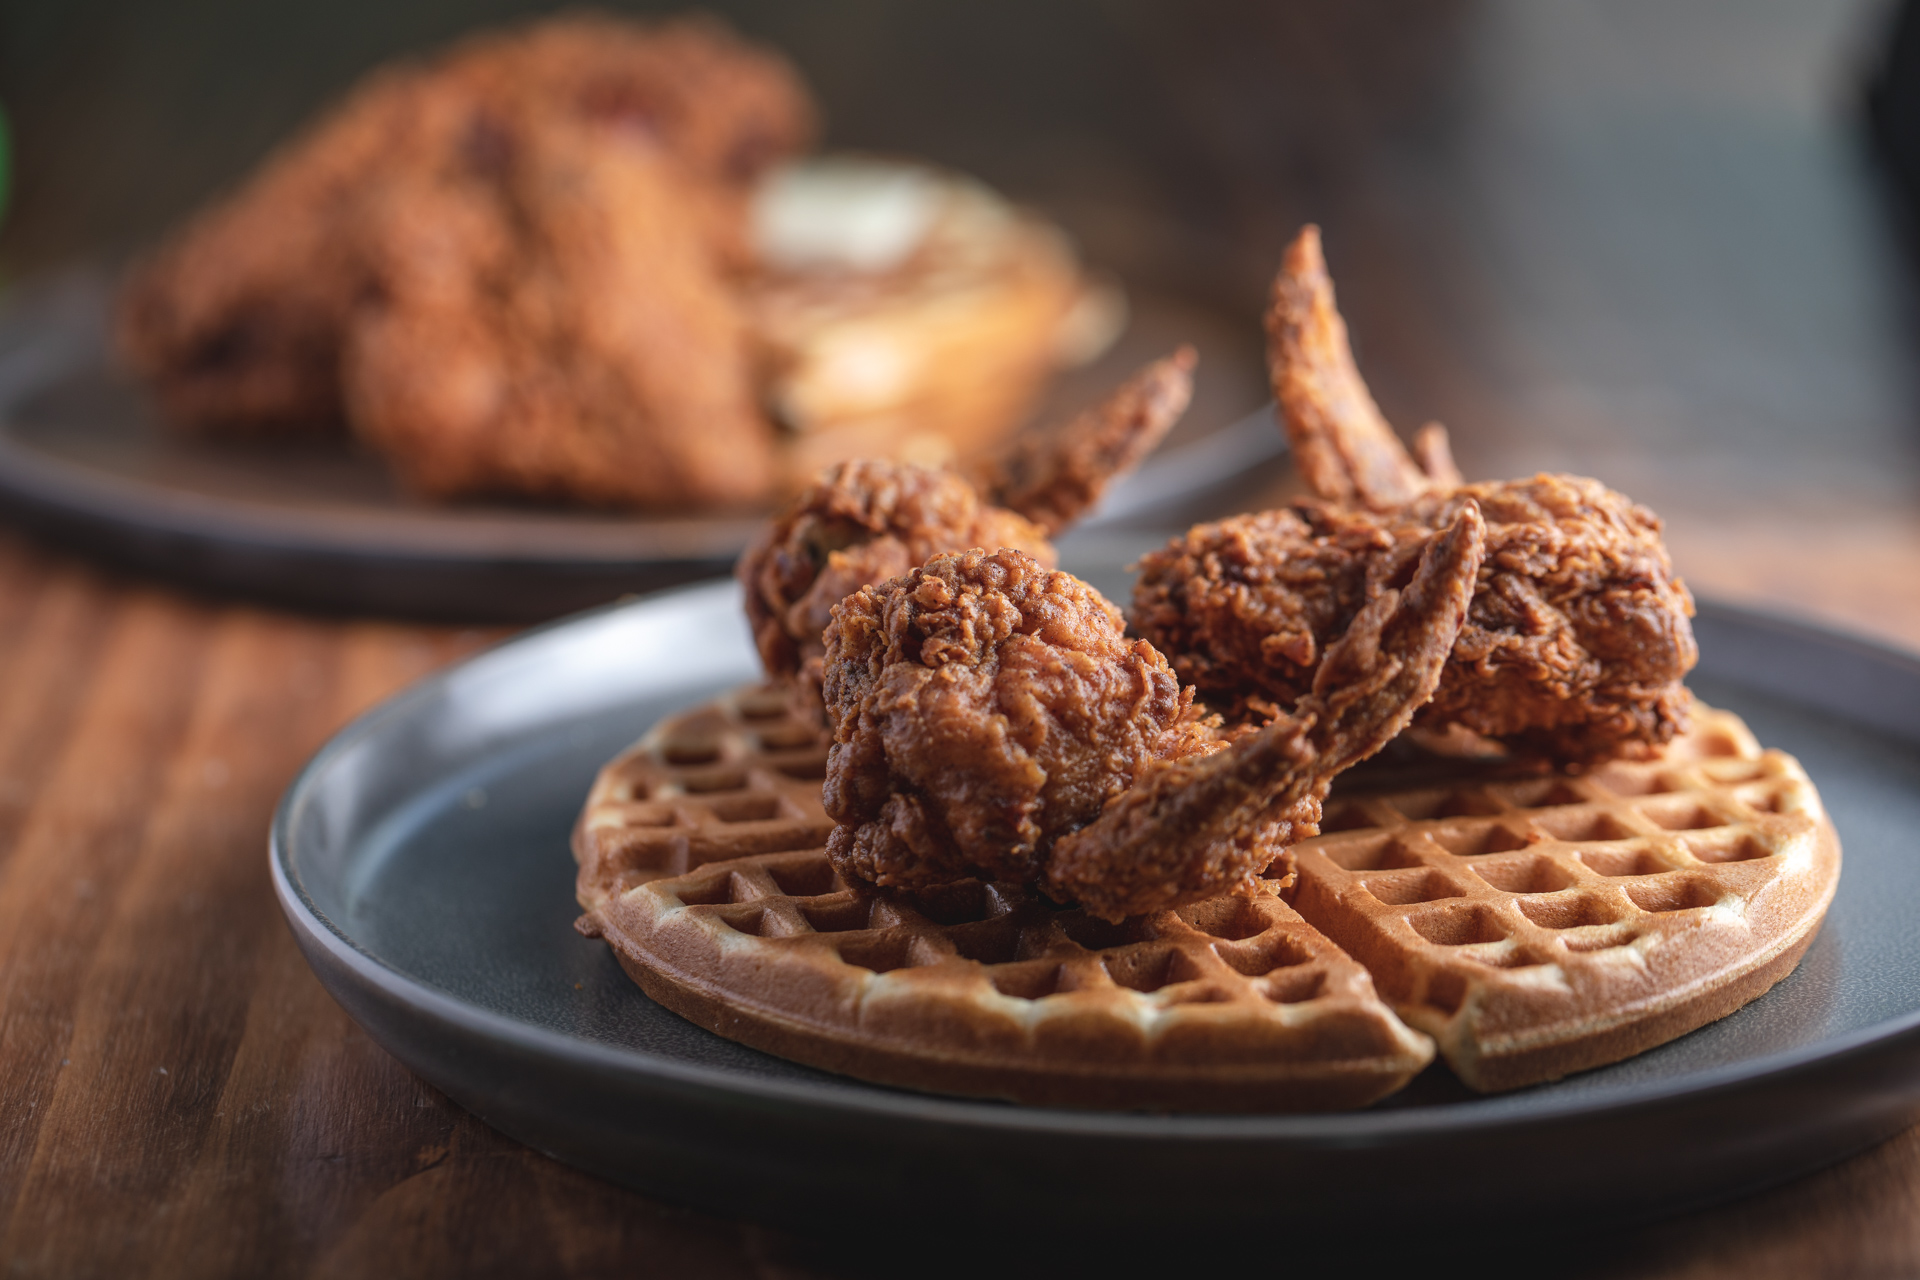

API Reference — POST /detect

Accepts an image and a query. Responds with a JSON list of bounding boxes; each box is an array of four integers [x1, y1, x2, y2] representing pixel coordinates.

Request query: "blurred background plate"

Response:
[[0, 270, 1280, 621]]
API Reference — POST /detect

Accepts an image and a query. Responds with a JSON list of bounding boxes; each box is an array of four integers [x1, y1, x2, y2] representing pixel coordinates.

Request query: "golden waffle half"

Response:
[[1288, 705, 1841, 1091], [574, 689, 1433, 1111]]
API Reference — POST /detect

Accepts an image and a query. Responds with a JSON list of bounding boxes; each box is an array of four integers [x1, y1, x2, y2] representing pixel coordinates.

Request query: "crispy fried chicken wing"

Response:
[[343, 107, 773, 506], [737, 351, 1195, 697], [986, 346, 1197, 535], [822, 512, 1482, 920], [1052, 504, 1483, 918], [1133, 477, 1696, 762], [117, 13, 813, 458], [1132, 226, 1697, 765]]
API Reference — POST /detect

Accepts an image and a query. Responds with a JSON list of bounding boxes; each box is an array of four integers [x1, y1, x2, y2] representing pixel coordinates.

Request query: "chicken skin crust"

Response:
[[1131, 224, 1697, 765], [116, 13, 813, 507], [1133, 474, 1696, 765], [823, 510, 1482, 920], [737, 461, 1057, 691], [736, 350, 1195, 702], [822, 548, 1184, 894], [1054, 502, 1483, 919]]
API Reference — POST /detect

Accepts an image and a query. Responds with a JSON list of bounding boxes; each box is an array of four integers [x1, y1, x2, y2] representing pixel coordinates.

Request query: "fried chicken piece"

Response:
[[114, 70, 423, 433], [1269, 226, 1444, 509], [1132, 226, 1697, 765], [343, 106, 772, 506], [985, 346, 1197, 535], [1051, 503, 1483, 919], [503, 18, 813, 207], [822, 548, 1184, 894], [1135, 476, 1694, 764], [737, 461, 1056, 699], [117, 13, 813, 439], [737, 351, 1196, 694], [822, 511, 1482, 920], [436, 14, 815, 268]]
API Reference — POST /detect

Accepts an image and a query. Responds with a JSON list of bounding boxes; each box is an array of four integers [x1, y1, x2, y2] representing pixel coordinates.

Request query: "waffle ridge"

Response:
[[1288, 705, 1841, 1090]]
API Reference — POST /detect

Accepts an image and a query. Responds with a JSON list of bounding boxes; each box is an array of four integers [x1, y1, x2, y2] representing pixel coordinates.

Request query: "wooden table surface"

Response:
[[0, 519, 1915, 1280], [7, 1, 1920, 1275]]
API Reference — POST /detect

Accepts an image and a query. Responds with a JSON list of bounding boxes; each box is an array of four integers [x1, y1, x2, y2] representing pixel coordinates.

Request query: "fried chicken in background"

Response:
[[1133, 226, 1697, 765], [114, 14, 1131, 511], [737, 349, 1194, 707], [823, 508, 1481, 921], [116, 12, 813, 505], [114, 70, 417, 434], [343, 108, 772, 506]]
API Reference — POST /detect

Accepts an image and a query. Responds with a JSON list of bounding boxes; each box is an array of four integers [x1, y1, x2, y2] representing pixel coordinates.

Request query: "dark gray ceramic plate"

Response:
[[271, 576, 1920, 1235], [0, 273, 1277, 621]]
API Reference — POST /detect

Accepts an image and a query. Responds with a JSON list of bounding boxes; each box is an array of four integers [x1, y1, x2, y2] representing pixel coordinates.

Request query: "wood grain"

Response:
[[0, 547, 823, 1278], [4, 1, 1920, 1274], [0, 521, 1912, 1280]]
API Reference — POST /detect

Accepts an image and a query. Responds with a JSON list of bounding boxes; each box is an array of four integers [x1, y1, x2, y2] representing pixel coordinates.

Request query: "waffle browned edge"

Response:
[[1286, 706, 1842, 1092], [572, 685, 1434, 1112]]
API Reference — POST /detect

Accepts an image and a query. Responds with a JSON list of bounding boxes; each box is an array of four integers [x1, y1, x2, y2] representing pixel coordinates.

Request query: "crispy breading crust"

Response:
[[1134, 476, 1696, 764], [1052, 505, 1483, 919], [822, 516, 1481, 920], [987, 346, 1196, 535], [822, 548, 1184, 893], [1134, 225, 1698, 765], [117, 13, 814, 507], [736, 462, 1057, 694]]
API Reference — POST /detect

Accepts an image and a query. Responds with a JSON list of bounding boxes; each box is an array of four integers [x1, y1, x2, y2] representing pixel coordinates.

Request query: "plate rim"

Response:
[[271, 582, 1920, 1142]]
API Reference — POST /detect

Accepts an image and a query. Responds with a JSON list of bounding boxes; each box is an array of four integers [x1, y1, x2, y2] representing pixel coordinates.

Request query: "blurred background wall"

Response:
[[0, 0, 1480, 306], [2, 0, 1915, 602]]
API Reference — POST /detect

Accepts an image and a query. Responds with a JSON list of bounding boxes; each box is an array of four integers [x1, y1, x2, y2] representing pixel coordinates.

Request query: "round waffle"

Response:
[[574, 690, 1839, 1106], [1287, 705, 1841, 1091], [574, 688, 1433, 1111]]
